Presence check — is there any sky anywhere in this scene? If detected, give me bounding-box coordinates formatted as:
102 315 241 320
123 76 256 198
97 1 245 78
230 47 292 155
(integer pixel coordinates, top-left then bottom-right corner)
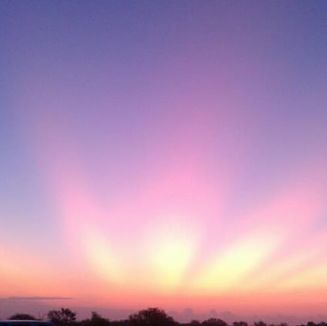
1 0 327 321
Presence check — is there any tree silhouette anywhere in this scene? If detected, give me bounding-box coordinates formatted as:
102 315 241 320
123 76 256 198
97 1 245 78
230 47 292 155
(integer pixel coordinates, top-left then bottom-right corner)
254 322 267 326
129 308 175 326
9 314 36 320
48 308 76 326
202 318 227 326
190 320 201 326
89 312 111 326
233 322 248 326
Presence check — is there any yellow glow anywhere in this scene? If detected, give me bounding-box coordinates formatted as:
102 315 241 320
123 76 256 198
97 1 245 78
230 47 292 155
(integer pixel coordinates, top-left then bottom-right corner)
151 235 193 290
279 263 327 290
144 215 198 292
84 227 124 284
243 250 319 292
193 234 281 293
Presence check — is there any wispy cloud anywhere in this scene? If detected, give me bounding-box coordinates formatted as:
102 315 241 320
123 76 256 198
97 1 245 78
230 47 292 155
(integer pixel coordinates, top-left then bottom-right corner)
1 297 73 301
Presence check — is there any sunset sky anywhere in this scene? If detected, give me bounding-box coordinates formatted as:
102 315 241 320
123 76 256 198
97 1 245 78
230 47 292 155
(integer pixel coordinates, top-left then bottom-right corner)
1 0 327 321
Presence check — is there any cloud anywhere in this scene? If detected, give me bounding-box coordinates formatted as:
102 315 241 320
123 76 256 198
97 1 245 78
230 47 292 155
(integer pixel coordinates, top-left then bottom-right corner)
1 296 73 301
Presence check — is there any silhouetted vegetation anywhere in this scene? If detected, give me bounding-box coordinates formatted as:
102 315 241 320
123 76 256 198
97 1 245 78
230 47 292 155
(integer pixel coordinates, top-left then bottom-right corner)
254 321 266 326
129 308 175 326
233 322 248 326
79 312 111 326
202 318 227 326
3 307 327 326
9 314 36 320
48 308 76 326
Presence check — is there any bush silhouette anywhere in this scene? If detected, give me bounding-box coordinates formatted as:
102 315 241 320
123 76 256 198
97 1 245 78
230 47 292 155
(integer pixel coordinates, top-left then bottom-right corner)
9 314 36 320
129 308 175 326
254 322 267 326
48 308 76 326
233 322 248 326
90 312 111 326
202 318 227 326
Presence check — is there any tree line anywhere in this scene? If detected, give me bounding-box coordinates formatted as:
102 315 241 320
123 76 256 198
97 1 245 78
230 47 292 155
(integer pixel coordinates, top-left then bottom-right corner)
6 307 327 326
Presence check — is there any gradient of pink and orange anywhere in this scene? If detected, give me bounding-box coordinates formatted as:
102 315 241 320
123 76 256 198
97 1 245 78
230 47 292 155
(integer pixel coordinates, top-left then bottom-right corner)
1 0 327 320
